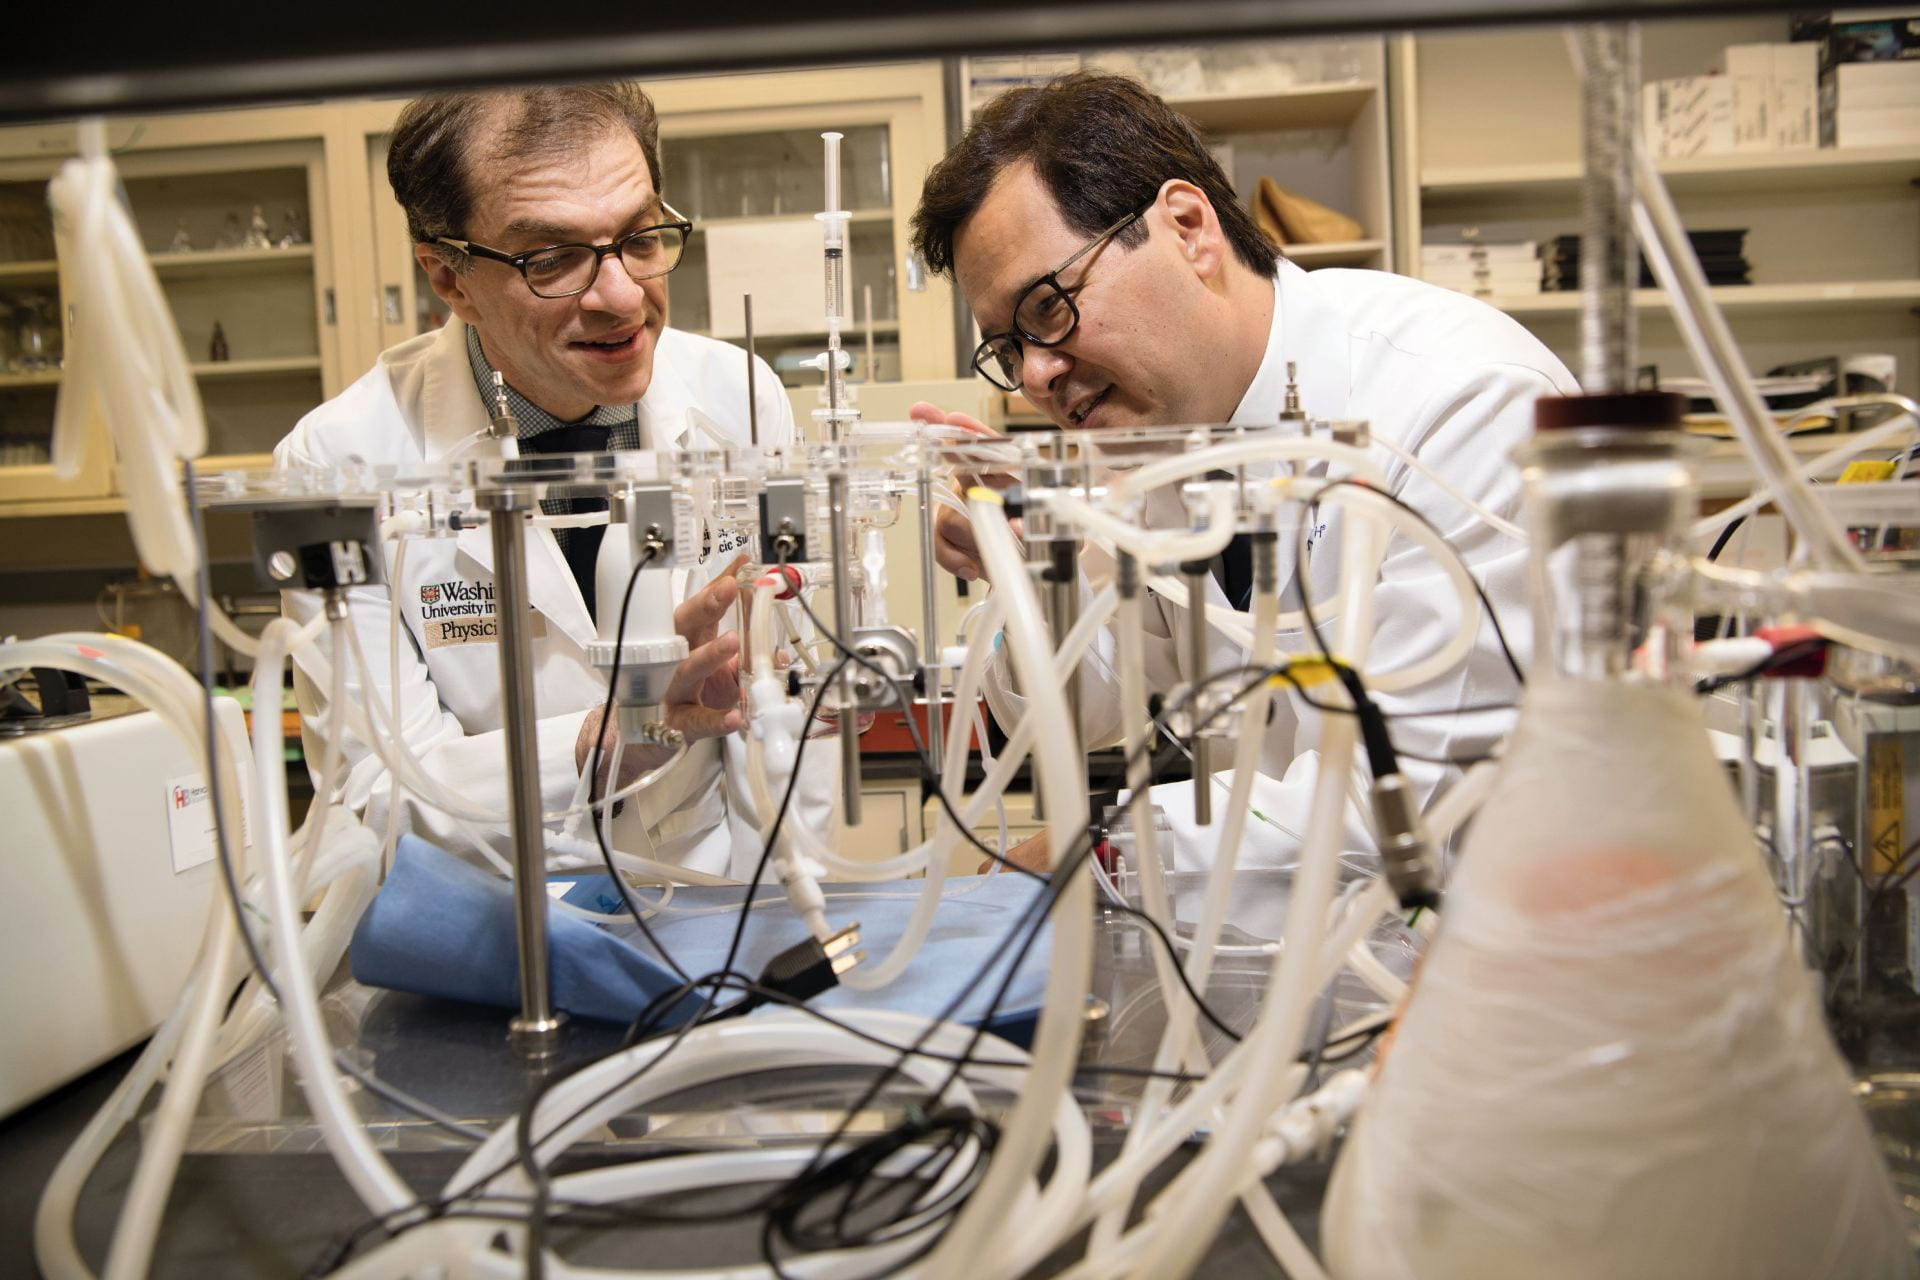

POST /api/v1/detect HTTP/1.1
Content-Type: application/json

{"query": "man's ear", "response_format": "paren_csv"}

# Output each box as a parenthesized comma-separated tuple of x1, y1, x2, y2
(1159, 180, 1227, 280)
(414, 242, 484, 326)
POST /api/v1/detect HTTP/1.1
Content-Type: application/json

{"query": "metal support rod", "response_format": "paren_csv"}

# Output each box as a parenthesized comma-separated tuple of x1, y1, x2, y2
(744, 294, 758, 449)
(828, 470, 862, 825)
(916, 463, 943, 781)
(1186, 566, 1213, 827)
(482, 492, 564, 1058)
(1051, 537, 1084, 779)
(1577, 23, 1640, 394)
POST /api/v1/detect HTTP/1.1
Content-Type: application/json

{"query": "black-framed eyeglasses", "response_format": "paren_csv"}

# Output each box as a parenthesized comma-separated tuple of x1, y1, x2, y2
(435, 204, 694, 299)
(970, 201, 1150, 393)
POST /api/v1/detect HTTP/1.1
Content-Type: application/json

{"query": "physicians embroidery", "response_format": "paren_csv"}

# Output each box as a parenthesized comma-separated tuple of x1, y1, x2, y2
(418, 578, 546, 648)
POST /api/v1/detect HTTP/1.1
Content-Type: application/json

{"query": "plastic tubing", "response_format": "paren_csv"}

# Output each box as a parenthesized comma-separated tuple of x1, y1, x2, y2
(425, 1011, 1089, 1280)
(12, 636, 250, 1280)
(1046, 485, 1239, 566)
(1136, 478, 1480, 694)
(252, 617, 413, 1217)
(743, 581, 832, 943)
(1122, 495, 1382, 1280)
(1370, 434, 1527, 541)
(1688, 412, 1919, 542)
(1108, 436, 1387, 503)
(918, 494, 1094, 1280)
(1630, 145, 1865, 573)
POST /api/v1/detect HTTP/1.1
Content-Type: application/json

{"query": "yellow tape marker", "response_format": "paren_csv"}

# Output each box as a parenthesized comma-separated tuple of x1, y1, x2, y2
(966, 486, 1005, 506)
(1275, 658, 1342, 689)
(1838, 460, 1898, 484)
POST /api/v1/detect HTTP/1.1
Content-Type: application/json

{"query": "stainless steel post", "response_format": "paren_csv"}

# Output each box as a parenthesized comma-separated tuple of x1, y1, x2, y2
(916, 463, 943, 780)
(1186, 567, 1213, 826)
(482, 491, 564, 1058)
(828, 470, 862, 825)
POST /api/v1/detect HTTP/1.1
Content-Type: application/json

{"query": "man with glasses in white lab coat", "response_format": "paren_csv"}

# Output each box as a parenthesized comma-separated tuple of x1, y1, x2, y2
(909, 73, 1578, 873)
(277, 84, 830, 879)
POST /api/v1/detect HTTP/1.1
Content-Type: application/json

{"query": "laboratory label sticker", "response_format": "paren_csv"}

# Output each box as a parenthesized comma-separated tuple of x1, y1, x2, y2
(418, 577, 547, 648)
(164, 771, 250, 875)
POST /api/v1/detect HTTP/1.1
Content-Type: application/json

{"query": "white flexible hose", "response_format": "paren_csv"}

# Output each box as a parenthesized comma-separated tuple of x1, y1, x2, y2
(919, 495, 1094, 1280)
(1630, 143, 1865, 573)
(253, 617, 413, 1216)
(1122, 482, 1386, 1280)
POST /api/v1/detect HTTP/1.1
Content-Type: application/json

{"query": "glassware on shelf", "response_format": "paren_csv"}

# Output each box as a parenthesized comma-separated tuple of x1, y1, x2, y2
(167, 217, 194, 254)
(216, 210, 244, 250)
(276, 207, 306, 248)
(14, 295, 60, 372)
(208, 320, 230, 363)
(243, 205, 272, 251)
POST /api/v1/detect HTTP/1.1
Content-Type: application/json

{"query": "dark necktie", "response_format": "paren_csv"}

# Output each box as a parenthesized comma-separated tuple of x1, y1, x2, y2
(1212, 532, 1255, 613)
(519, 421, 612, 620)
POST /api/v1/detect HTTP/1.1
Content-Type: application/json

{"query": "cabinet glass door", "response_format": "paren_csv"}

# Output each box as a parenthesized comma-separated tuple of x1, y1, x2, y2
(665, 124, 902, 386)
(113, 152, 329, 463)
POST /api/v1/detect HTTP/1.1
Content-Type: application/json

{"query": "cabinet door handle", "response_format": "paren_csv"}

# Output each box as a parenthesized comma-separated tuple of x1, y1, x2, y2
(384, 285, 403, 325)
(323, 288, 337, 325)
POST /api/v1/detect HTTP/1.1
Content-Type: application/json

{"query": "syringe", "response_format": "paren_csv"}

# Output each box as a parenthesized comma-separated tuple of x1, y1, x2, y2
(813, 130, 856, 443)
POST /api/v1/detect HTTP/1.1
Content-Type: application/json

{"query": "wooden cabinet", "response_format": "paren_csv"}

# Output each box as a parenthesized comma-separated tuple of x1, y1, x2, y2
(0, 63, 954, 516)
(0, 108, 348, 503)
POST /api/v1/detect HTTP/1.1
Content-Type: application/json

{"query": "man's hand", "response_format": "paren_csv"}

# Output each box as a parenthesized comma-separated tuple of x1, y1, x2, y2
(576, 554, 750, 796)
(978, 830, 1051, 875)
(910, 402, 1021, 583)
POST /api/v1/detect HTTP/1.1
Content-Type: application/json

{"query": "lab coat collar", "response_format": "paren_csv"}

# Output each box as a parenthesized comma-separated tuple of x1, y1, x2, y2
(1227, 259, 1353, 428)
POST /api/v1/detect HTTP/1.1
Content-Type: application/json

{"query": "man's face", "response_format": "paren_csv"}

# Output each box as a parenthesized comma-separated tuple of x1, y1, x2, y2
(953, 163, 1213, 432)
(419, 122, 668, 420)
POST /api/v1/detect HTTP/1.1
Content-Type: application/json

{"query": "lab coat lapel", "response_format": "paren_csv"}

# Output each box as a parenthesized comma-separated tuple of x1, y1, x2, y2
(452, 518, 596, 649)
(419, 321, 594, 648)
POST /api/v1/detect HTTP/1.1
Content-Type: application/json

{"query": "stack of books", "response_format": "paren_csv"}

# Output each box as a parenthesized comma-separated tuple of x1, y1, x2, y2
(1542, 229, 1749, 291)
(1794, 11, 1920, 147)
(1420, 241, 1540, 299)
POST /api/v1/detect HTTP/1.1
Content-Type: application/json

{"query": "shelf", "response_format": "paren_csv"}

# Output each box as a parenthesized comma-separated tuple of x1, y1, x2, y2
(1166, 82, 1376, 134)
(688, 208, 892, 229)
(191, 356, 322, 379)
(150, 245, 315, 276)
(0, 259, 58, 286)
(0, 369, 60, 388)
(0, 246, 314, 289)
(688, 323, 901, 340)
(0, 495, 127, 518)
(1486, 281, 1920, 318)
(1423, 145, 1920, 200)
(1283, 239, 1385, 268)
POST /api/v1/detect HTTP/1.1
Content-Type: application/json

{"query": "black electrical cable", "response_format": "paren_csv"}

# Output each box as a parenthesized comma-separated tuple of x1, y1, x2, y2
(511, 653, 857, 1279)
(581, 541, 696, 986)
(359, 660, 1327, 1279)
(184, 458, 285, 1008)
(1299, 477, 1528, 688)
(780, 586, 1252, 1045)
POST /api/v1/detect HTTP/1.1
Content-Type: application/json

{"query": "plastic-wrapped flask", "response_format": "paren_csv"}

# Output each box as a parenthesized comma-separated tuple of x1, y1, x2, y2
(1322, 394, 1912, 1280)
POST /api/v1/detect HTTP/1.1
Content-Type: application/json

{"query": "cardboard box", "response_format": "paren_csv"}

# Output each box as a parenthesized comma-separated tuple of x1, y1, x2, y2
(1650, 75, 1737, 157)
(1726, 45, 1775, 151)
(1773, 41, 1821, 148)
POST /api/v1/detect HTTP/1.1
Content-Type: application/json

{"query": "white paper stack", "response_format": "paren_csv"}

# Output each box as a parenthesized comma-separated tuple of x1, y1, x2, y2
(1643, 76, 1736, 158)
(1421, 242, 1540, 298)
(1832, 60, 1920, 145)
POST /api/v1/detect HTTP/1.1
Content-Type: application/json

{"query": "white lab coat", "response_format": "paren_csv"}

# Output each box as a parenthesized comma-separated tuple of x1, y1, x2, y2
(982, 260, 1580, 876)
(277, 318, 834, 880)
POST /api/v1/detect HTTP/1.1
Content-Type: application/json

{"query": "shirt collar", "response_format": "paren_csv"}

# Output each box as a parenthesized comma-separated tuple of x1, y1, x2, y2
(465, 324, 637, 441)
(1227, 270, 1287, 428)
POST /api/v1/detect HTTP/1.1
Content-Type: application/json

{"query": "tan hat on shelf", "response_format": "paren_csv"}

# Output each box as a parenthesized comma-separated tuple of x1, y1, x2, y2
(1252, 177, 1364, 248)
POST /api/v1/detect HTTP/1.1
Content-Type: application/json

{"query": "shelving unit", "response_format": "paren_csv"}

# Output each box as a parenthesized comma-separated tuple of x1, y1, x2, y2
(1400, 19, 1920, 400)
(1490, 281, 1920, 317)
